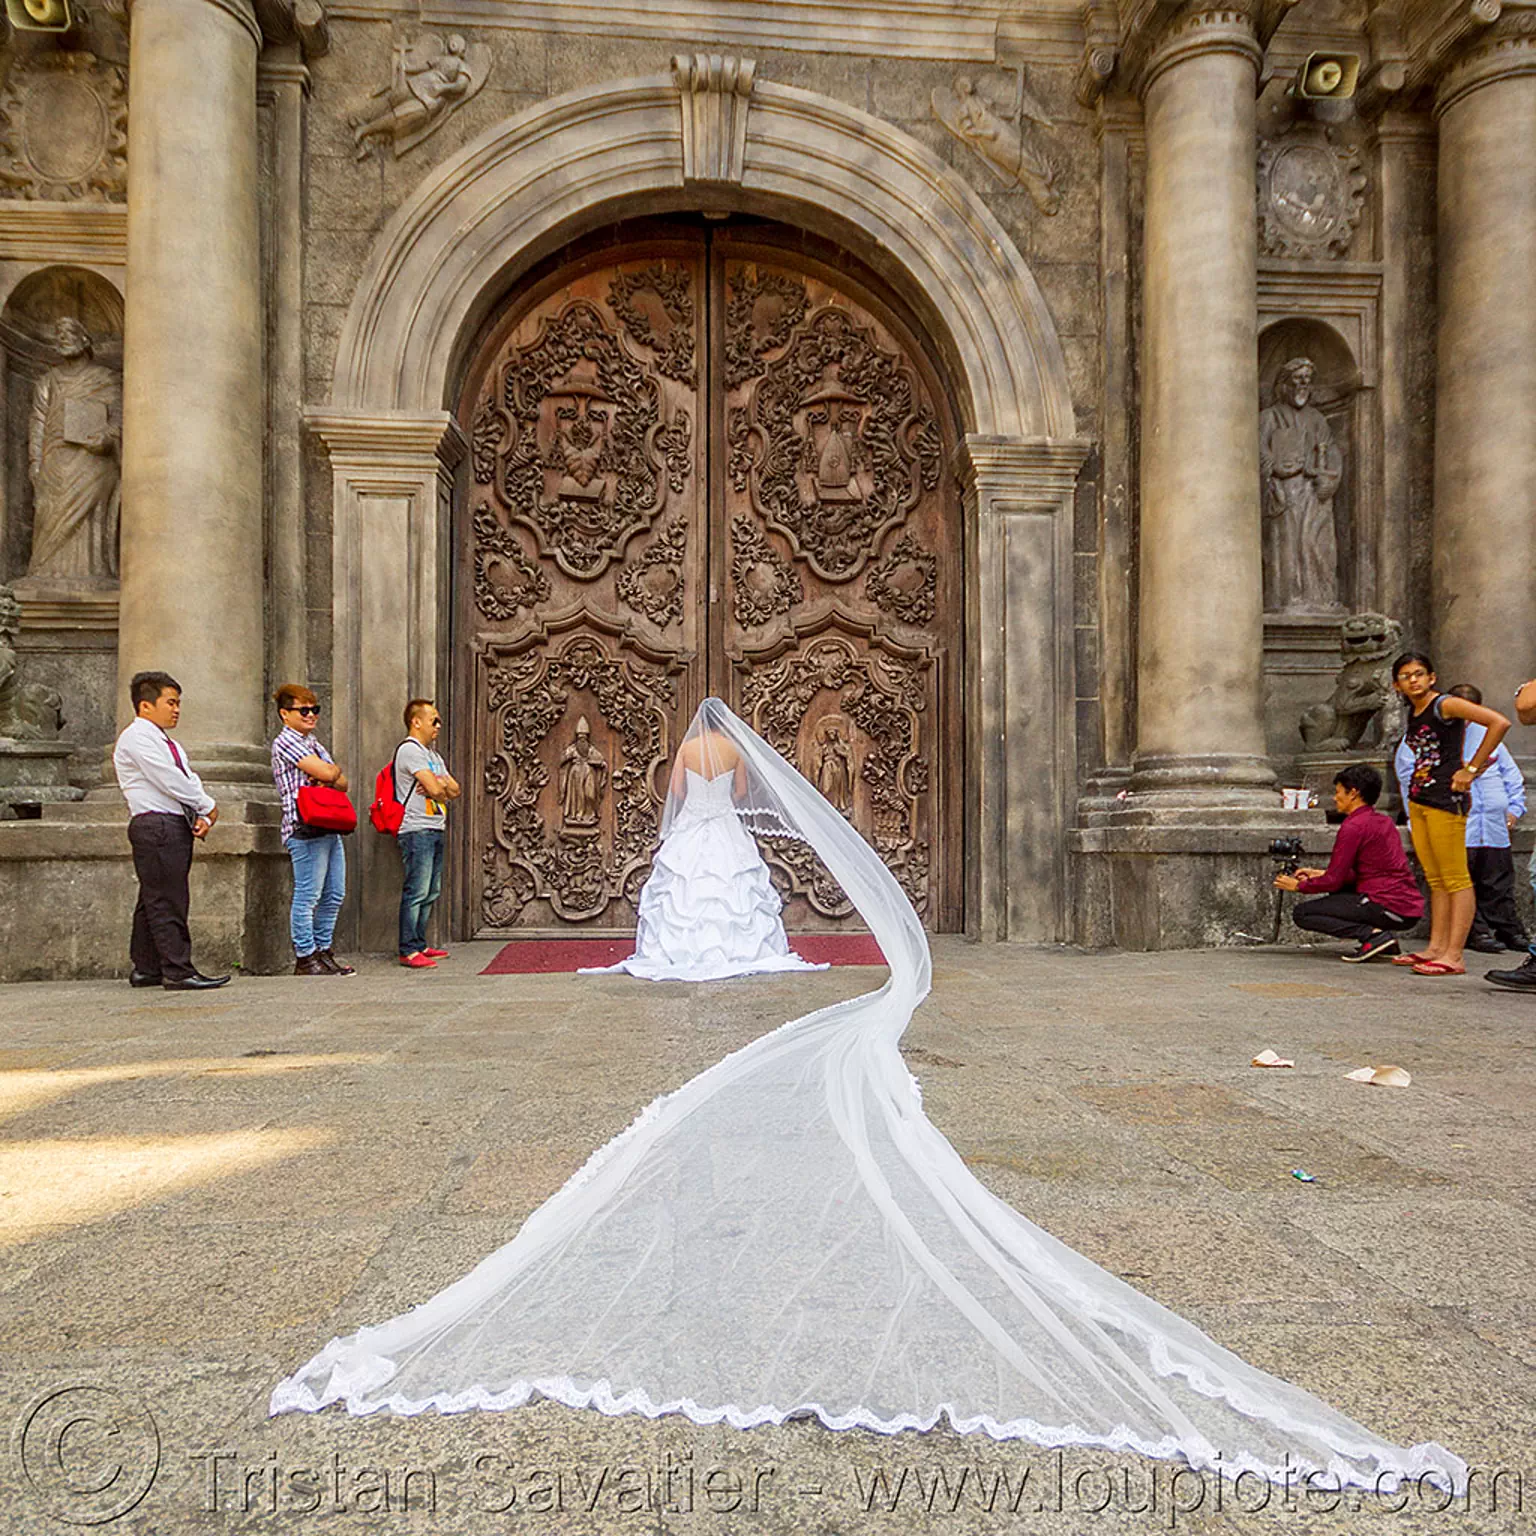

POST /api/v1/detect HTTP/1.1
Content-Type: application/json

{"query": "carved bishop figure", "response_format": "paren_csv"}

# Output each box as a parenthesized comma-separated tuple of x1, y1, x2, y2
(559, 716, 608, 835)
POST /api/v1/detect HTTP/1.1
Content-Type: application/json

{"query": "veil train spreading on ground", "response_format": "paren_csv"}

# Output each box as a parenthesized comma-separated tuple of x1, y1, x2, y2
(271, 699, 1465, 1493)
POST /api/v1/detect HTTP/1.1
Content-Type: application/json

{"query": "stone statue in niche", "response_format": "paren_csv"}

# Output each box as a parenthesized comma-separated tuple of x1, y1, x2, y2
(814, 717, 854, 815)
(931, 69, 1060, 215)
(1259, 357, 1343, 614)
(1299, 612, 1403, 752)
(0, 586, 63, 740)
(349, 32, 492, 160)
(26, 318, 121, 587)
(558, 716, 608, 836)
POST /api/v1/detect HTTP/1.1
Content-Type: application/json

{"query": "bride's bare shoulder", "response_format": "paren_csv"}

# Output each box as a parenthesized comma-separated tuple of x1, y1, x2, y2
(678, 730, 742, 773)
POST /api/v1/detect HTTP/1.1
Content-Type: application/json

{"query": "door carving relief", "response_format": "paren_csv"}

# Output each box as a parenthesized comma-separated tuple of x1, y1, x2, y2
(458, 227, 962, 935)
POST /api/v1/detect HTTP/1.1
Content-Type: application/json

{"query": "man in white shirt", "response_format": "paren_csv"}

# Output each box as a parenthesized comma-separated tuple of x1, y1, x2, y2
(112, 671, 230, 990)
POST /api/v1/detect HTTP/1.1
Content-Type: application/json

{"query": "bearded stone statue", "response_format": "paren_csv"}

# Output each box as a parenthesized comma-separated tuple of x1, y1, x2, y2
(26, 317, 122, 586)
(1259, 357, 1343, 614)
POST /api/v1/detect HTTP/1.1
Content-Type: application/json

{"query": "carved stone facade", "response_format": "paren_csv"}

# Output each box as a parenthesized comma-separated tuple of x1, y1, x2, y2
(0, 51, 127, 202)
(0, 0, 1520, 970)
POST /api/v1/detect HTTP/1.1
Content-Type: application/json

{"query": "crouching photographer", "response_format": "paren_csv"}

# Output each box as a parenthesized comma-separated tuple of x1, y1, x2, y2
(1273, 763, 1424, 962)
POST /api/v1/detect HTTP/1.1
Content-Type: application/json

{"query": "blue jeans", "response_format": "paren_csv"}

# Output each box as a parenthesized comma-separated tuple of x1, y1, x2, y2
(286, 832, 346, 957)
(398, 829, 445, 956)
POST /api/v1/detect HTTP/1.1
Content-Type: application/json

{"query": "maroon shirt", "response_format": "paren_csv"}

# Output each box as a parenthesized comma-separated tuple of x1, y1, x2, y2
(1296, 805, 1423, 917)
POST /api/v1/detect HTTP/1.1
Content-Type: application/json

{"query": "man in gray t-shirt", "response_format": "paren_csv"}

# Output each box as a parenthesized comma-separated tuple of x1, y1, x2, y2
(396, 698, 460, 966)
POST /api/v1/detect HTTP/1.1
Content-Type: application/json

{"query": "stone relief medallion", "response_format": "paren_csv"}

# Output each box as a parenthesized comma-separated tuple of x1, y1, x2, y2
(865, 531, 937, 627)
(616, 514, 688, 628)
(740, 628, 933, 916)
(729, 514, 802, 629)
(726, 284, 942, 583)
(485, 298, 691, 580)
(0, 52, 127, 201)
(479, 626, 679, 926)
(1257, 129, 1366, 259)
(607, 264, 697, 387)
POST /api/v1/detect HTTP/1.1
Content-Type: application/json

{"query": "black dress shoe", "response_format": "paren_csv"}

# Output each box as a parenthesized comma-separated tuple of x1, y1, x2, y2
(129, 970, 164, 988)
(162, 972, 231, 991)
(1466, 935, 1506, 955)
(1487, 955, 1536, 991)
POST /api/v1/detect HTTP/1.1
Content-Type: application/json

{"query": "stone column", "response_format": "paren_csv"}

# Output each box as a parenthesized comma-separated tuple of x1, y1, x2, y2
(1093, 97, 1143, 793)
(1432, 20, 1536, 732)
(1130, 6, 1273, 801)
(117, 0, 268, 782)
(309, 411, 465, 953)
(963, 437, 1089, 943)
(1375, 113, 1436, 630)
(258, 51, 311, 695)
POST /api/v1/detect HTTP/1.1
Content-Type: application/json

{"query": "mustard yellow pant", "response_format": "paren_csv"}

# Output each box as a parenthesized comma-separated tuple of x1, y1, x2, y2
(1408, 802, 1473, 894)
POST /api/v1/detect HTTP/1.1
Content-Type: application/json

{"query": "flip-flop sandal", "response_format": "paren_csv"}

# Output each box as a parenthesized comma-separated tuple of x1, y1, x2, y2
(1390, 952, 1433, 966)
(1411, 960, 1466, 976)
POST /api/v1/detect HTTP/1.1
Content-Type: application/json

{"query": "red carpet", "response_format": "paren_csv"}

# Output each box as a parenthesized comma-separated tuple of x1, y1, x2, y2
(480, 933, 886, 975)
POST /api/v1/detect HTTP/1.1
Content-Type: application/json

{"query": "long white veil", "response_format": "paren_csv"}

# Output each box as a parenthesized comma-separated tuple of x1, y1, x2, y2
(271, 699, 1464, 1493)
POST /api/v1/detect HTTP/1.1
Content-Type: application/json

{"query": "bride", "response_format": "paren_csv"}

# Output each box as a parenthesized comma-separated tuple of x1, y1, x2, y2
(272, 698, 1464, 1495)
(581, 713, 826, 981)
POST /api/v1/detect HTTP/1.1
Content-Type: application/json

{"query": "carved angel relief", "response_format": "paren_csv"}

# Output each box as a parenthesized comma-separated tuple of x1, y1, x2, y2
(932, 68, 1059, 215)
(480, 299, 690, 580)
(726, 276, 942, 583)
(0, 52, 127, 201)
(350, 32, 492, 159)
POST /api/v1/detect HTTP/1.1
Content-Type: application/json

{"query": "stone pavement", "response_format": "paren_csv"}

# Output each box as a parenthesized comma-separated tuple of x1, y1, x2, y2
(0, 939, 1531, 1535)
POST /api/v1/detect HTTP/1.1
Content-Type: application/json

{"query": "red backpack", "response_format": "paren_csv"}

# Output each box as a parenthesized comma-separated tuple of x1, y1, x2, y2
(369, 742, 409, 835)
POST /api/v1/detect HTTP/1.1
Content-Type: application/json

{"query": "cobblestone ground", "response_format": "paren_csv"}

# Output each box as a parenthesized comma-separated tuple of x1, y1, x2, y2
(0, 939, 1531, 1535)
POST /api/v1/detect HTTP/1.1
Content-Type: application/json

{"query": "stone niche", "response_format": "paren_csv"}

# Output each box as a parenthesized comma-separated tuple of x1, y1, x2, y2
(1257, 315, 1365, 765)
(0, 264, 122, 784)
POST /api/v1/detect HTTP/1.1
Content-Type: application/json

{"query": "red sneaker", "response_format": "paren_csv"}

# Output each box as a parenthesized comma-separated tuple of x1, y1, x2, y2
(422, 947, 449, 959)
(400, 952, 437, 969)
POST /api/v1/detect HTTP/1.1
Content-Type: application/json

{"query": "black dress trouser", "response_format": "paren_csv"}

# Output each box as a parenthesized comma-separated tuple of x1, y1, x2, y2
(1292, 892, 1417, 943)
(128, 812, 195, 981)
(1467, 846, 1527, 945)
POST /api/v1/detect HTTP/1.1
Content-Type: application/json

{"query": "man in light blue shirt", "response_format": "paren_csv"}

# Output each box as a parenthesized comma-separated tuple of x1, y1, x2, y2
(1395, 683, 1527, 953)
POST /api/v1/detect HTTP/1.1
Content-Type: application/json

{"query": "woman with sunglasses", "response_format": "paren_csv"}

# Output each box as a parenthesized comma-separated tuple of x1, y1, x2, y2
(271, 685, 356, 976)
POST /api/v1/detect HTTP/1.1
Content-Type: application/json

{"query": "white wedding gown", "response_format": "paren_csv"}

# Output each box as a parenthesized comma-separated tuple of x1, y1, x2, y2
(583, 767, 826, 981)
(271, 701, 1465, 1496)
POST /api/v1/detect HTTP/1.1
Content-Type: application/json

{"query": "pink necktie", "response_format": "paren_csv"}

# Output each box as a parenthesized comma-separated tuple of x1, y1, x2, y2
(166, 736, 186, 773)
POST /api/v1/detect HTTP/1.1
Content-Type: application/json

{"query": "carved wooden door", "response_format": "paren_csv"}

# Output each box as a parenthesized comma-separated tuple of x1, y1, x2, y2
(459, 228, 961, 936)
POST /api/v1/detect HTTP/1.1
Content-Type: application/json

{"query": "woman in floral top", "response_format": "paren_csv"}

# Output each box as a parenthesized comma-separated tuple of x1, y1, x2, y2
(271, 684, 356, 977)
(1392, 653, 1511, 975)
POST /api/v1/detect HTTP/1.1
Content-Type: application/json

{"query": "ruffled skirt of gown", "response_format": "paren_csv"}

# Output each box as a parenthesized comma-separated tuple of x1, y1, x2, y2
(588, 790, 827, 982)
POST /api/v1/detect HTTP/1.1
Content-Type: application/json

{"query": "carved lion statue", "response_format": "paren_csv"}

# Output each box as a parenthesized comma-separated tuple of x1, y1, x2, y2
(0, 587, 64, 741)
(1299, 611, 1403, 753)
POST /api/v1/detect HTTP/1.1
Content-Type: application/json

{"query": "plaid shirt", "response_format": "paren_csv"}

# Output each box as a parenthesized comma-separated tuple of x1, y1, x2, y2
(271, 725, 334, 842)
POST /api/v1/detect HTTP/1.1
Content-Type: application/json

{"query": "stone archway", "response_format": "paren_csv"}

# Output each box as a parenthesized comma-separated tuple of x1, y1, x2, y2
(311, 64, 1089, 949)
